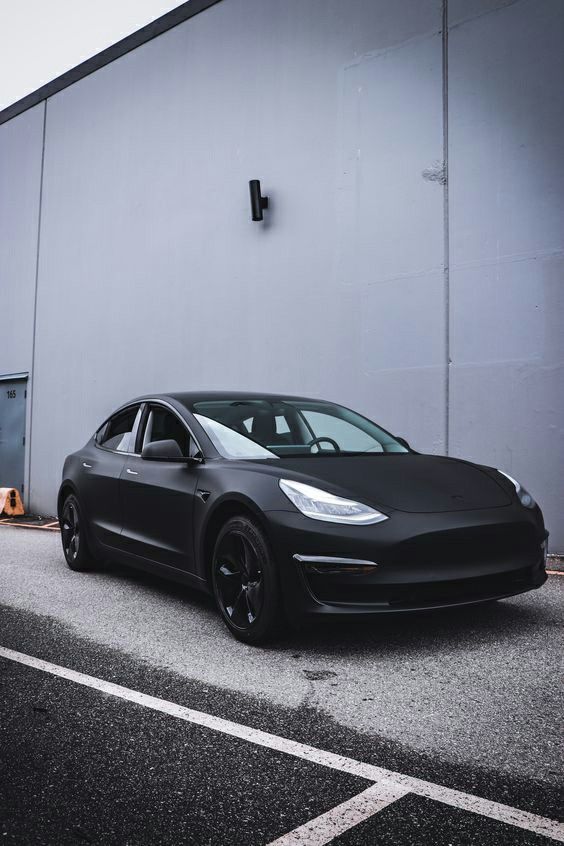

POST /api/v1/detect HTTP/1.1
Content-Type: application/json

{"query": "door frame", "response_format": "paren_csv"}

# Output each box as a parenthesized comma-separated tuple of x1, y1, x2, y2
(0, 372, 29, 504)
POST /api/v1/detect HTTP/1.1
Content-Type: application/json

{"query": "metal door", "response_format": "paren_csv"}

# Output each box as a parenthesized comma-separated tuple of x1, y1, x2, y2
(0, 377, 27, 497)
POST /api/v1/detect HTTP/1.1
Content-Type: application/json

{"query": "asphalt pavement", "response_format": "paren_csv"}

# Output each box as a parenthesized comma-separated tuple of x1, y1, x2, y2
(0, 527, 562, 844)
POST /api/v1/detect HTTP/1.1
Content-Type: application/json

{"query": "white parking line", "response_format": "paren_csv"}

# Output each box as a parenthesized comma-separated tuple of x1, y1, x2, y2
(266, 780, 410, 845)
(1, 645, 563, 843)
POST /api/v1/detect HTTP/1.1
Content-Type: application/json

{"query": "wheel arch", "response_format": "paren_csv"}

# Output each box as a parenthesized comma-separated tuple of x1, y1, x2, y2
(200, 494, 272, 587)
(57, 480, 79, 521)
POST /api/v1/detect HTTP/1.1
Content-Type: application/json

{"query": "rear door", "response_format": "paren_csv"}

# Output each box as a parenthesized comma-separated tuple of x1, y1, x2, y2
(119, 403, 200, 571)
(80, 404, 143, 549)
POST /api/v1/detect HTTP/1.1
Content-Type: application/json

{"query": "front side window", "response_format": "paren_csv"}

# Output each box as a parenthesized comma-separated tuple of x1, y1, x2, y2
(141, 406, 191, 456)
(142, 405, 190, 456)
(98, 405, 140, 452)
(191, 399, 407, 458)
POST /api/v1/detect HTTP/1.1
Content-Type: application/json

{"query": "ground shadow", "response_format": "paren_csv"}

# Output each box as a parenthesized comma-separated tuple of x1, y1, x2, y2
(99, 557, 554, 660)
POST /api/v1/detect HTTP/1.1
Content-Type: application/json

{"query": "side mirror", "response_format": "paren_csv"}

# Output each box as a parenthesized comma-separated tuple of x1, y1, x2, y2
(142, 439, 185, 462)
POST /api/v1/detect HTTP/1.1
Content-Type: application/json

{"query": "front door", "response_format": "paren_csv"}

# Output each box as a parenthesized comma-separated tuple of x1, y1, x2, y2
(0, 377, 27, 499)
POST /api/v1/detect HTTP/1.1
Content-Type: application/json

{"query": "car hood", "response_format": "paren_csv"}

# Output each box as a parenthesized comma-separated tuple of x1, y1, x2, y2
(272, 454, 512, 513)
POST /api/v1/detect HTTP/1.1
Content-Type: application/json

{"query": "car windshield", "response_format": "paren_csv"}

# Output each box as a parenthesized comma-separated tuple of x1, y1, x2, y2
(192, 399, 408, 459)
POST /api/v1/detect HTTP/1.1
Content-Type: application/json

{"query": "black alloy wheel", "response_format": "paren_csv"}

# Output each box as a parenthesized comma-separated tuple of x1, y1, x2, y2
(216, 531, 263, 626)
(212, 516, 283, 644)
(61, 494, 95, 571)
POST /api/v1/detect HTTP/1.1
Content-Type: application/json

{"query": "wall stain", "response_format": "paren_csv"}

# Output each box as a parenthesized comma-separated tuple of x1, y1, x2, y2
(422, 160, 447, 185)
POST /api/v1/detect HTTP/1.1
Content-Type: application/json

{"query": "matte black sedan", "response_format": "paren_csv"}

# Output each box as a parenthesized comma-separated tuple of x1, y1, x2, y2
(59, 392, 548, 643)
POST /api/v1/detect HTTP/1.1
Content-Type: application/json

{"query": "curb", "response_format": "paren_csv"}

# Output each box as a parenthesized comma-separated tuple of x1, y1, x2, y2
(546, 555, 564, 574)
(0, 515, 60, 532)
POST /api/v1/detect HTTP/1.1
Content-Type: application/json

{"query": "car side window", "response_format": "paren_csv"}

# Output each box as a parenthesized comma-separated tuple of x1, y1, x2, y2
(98, 405, 141, 453)
(142, 406, 190, 457)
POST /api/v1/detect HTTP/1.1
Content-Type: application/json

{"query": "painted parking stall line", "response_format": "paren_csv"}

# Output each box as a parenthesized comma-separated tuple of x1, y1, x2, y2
(0, 645, 563, 843)
(265, 781, 410, 846)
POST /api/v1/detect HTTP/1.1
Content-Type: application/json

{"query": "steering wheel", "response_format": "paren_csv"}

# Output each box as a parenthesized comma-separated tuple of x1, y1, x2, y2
(307, 436, 340, 453)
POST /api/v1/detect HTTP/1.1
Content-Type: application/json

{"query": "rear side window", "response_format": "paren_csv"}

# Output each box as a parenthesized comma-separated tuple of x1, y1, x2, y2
(98, 406, 140, 452)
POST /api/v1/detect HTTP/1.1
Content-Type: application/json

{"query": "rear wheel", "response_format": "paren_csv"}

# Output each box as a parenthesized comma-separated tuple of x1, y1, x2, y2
(211, 516, 284, 644)
(60, 494, 96, 571)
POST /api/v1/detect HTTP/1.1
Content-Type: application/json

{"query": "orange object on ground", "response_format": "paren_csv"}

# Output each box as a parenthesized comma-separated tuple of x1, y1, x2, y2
(0, 488, 25, 516)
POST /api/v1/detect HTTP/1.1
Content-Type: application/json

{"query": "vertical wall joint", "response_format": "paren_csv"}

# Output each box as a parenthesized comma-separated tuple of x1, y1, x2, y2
(442, 0, 450, 455)
(27, 98, 48, 509)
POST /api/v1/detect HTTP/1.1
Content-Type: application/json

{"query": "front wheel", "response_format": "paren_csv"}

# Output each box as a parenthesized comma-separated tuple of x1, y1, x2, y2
(60, 494, 97, 571)
(211, 516, 284, 644)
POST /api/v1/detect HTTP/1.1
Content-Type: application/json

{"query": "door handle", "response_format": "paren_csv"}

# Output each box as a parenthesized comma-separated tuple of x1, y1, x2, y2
(126, 468, 139, 475)
(82, 462, 92, 469)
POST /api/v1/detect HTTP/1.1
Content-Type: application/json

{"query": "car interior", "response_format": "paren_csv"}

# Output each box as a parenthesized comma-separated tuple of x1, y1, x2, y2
(192, 400, 400, 455)
(141, 407, 191, 456)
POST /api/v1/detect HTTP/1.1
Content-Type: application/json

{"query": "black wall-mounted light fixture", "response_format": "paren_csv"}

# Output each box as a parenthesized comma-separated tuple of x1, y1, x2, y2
(249, 179, 269, 221)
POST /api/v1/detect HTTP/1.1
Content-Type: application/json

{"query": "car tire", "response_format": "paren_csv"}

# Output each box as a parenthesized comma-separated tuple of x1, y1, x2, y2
(60, 494, 97, 572)
(211, 515, 284, 644)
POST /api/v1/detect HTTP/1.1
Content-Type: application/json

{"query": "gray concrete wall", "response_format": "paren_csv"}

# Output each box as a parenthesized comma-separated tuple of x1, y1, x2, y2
(0, 105, 44, 378)
(28, 0, 446, 508)
(0, 0, 562, 547)
(448, 0, 564, 549)
(0, 103, 45, 497)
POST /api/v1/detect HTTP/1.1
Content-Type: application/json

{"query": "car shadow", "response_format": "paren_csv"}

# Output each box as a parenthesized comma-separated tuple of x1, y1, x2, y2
(101, 559, 217, 612)
(278, 597, 548, 658)
(100, 558, 550, 658)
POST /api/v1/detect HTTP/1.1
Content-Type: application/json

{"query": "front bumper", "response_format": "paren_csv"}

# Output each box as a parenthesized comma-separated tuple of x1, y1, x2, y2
(265, 506, 548, 620)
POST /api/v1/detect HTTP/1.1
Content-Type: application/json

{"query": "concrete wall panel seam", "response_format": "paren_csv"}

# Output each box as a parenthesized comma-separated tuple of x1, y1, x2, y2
(442, 0, 450, 454)
(26, 99, 48, 509)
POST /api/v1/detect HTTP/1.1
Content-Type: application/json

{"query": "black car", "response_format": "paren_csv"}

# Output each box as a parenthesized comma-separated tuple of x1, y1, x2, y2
(58, 392, 548, 643)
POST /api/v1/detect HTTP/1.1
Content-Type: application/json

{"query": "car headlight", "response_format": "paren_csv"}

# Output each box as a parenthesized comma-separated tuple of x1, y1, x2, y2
(279, 479, 388, 525)
(498, 471, 536, 509)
